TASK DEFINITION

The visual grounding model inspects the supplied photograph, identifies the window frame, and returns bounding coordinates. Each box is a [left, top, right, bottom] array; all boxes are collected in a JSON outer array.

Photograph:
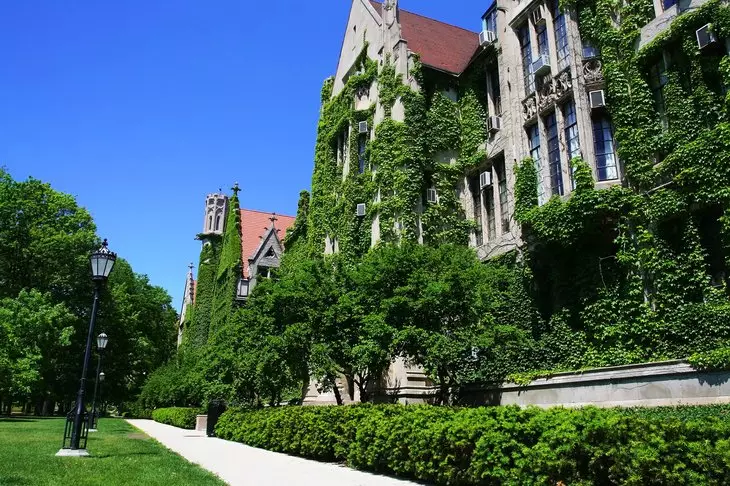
[[519, 24, 535, 95], [528, 124, 546, 205], [592, 116, 619, 182], [545, 112, 564, 196]]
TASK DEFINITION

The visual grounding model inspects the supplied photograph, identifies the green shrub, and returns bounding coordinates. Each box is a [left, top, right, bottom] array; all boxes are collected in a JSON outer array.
[[216, 404, 730, 485], [151, 407, 202, 430], [124, 401, 153, 419], [689, 347, 730, 371]]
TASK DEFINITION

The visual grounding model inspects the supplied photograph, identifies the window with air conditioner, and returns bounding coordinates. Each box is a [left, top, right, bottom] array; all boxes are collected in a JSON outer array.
[[488, 116, 502, 133], [482, 8, 497, 35]]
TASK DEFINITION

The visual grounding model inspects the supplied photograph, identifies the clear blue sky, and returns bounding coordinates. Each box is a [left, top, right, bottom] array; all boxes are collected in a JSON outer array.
[[0, 1, 490, 312]]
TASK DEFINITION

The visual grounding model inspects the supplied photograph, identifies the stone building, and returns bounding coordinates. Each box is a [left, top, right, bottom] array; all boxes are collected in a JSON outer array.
[[304, 0, 730, 403], [325, 0, 623, 259], [177, 189, 295, 347]]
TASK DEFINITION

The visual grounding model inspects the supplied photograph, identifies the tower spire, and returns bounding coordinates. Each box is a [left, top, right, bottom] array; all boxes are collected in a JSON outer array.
[[232, 182, 240, 196]]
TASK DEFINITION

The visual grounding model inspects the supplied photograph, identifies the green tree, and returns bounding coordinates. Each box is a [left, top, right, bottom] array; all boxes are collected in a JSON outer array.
[[0, 290, 76, 412]]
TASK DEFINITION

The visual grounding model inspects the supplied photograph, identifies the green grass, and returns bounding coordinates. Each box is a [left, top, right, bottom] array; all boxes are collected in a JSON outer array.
[[0, 417, 225, 486]]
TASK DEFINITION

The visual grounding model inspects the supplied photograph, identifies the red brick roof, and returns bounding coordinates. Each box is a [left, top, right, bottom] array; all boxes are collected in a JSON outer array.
[[240, 209, 296, 279], [369, 1, 479, 75]]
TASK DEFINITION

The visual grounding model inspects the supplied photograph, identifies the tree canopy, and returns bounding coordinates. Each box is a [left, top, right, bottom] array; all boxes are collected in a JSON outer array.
[[0, 168, 177, 414]]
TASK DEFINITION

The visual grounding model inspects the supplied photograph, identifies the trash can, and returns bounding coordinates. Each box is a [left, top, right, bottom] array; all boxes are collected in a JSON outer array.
[[206, 400, 226, 437]]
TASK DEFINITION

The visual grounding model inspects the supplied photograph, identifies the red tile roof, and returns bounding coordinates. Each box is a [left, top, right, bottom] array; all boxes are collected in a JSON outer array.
[[240, 209, 296, 278], [369, 1, 479, 75]]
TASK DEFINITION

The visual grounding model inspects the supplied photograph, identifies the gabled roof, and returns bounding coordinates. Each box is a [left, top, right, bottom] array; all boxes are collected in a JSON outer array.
[[369, 1, 479, 75], [240, 209, 296, 279]]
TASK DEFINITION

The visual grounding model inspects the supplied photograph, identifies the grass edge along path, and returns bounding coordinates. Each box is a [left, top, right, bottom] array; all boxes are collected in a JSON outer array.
[[0, 417, 225, 486]]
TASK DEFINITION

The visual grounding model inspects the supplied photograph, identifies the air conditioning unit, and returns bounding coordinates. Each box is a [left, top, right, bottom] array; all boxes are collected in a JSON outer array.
[[479, 171, 492, 189], [479, 30, 496, 46], [589, 90, 606, 109], [356, 203, 366, 217], [532, 54, 551, 76], [582, 45, 599, 59], [696, 24, 717, 50], [358, 121, 369, 134], [427, 188, 438, 203], [531, 4, 546, 26], [488, 116, 502, 133]]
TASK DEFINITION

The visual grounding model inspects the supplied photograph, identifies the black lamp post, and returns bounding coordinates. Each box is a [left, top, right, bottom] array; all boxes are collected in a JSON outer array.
[[58, 239, 116, 456], [88, 333, 108, 432]]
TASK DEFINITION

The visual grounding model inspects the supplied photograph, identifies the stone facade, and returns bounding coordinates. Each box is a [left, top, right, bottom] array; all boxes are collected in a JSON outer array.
[[305, 0, 710, 405]]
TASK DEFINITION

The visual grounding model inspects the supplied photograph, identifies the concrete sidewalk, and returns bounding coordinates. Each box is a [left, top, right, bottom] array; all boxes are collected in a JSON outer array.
[[127, 419, 424, 486]]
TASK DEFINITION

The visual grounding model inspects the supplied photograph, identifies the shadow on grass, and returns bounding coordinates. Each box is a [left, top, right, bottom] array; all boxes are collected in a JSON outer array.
[[0, 418, 36, 423], [89, 451, 160, 459], [0, 474, 33, 485]]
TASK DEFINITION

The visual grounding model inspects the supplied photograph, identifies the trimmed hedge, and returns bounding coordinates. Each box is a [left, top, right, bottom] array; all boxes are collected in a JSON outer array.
[[215, 404, 730, 485], [151, 407, 202, 430]]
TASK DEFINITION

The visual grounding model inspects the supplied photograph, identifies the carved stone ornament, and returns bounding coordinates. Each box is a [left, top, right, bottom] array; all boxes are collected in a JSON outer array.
[[522, 94, 537, 121], [355, 85, 370, 100], [583, 58, 604, 87], [554, 70, 572, 100], [537, 77, 556, 112]]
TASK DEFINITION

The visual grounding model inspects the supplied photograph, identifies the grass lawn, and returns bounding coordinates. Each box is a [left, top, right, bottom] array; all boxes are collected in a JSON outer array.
[[0, 417, 225, 486]]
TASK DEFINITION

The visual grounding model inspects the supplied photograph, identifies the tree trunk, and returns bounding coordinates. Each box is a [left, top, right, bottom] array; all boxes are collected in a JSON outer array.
[[328, 374, 343, 406]]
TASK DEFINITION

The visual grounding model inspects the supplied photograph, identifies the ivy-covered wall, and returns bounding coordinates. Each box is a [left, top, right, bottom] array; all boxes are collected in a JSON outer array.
[[184, 235, 221, 349], [305, 45, 490, 259], [508, 0, 730, 372], [209, 187, 242, 340], [183, 188, 243, 350]]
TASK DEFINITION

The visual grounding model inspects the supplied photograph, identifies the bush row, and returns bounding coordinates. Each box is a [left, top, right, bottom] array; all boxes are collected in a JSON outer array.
[[151, 407, 202, 430], [215, 404, 730, 485]]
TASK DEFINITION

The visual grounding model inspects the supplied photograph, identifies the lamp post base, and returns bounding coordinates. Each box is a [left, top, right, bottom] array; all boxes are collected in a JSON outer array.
[[56, 448, 90, 457]]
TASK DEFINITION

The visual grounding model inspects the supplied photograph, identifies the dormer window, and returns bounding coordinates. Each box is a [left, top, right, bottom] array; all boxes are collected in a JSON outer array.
[[482, 8, 497, 34]]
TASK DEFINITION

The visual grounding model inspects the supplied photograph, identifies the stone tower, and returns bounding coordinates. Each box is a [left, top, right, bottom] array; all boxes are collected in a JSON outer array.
[[202, 192, 229, 236]]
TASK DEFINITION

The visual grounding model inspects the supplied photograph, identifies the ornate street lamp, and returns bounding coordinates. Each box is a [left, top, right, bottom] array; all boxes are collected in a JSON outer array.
[[58, 239, 116, 457], [88, 333, 108, 432]]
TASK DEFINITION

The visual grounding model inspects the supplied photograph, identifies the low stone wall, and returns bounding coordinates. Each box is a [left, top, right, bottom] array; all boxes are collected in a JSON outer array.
[[495, 360, 730, 408], [395, 360, 730, 408]]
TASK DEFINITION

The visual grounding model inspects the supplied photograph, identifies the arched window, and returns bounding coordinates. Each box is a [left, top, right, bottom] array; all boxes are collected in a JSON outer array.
[[215, 214, 222, 231], [208, 215, 213, 231]]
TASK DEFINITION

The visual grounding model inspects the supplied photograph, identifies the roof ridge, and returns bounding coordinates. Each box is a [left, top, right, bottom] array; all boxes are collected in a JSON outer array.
[[370, 0, 477, 35], [240, 208, 295, 218]]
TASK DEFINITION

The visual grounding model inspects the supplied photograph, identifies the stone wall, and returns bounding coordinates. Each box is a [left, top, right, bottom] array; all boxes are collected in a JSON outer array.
[[391, 360, 730, 408]]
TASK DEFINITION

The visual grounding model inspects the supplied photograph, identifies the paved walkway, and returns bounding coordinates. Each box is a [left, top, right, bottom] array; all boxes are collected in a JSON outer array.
[[127, 419, 423, 486]]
